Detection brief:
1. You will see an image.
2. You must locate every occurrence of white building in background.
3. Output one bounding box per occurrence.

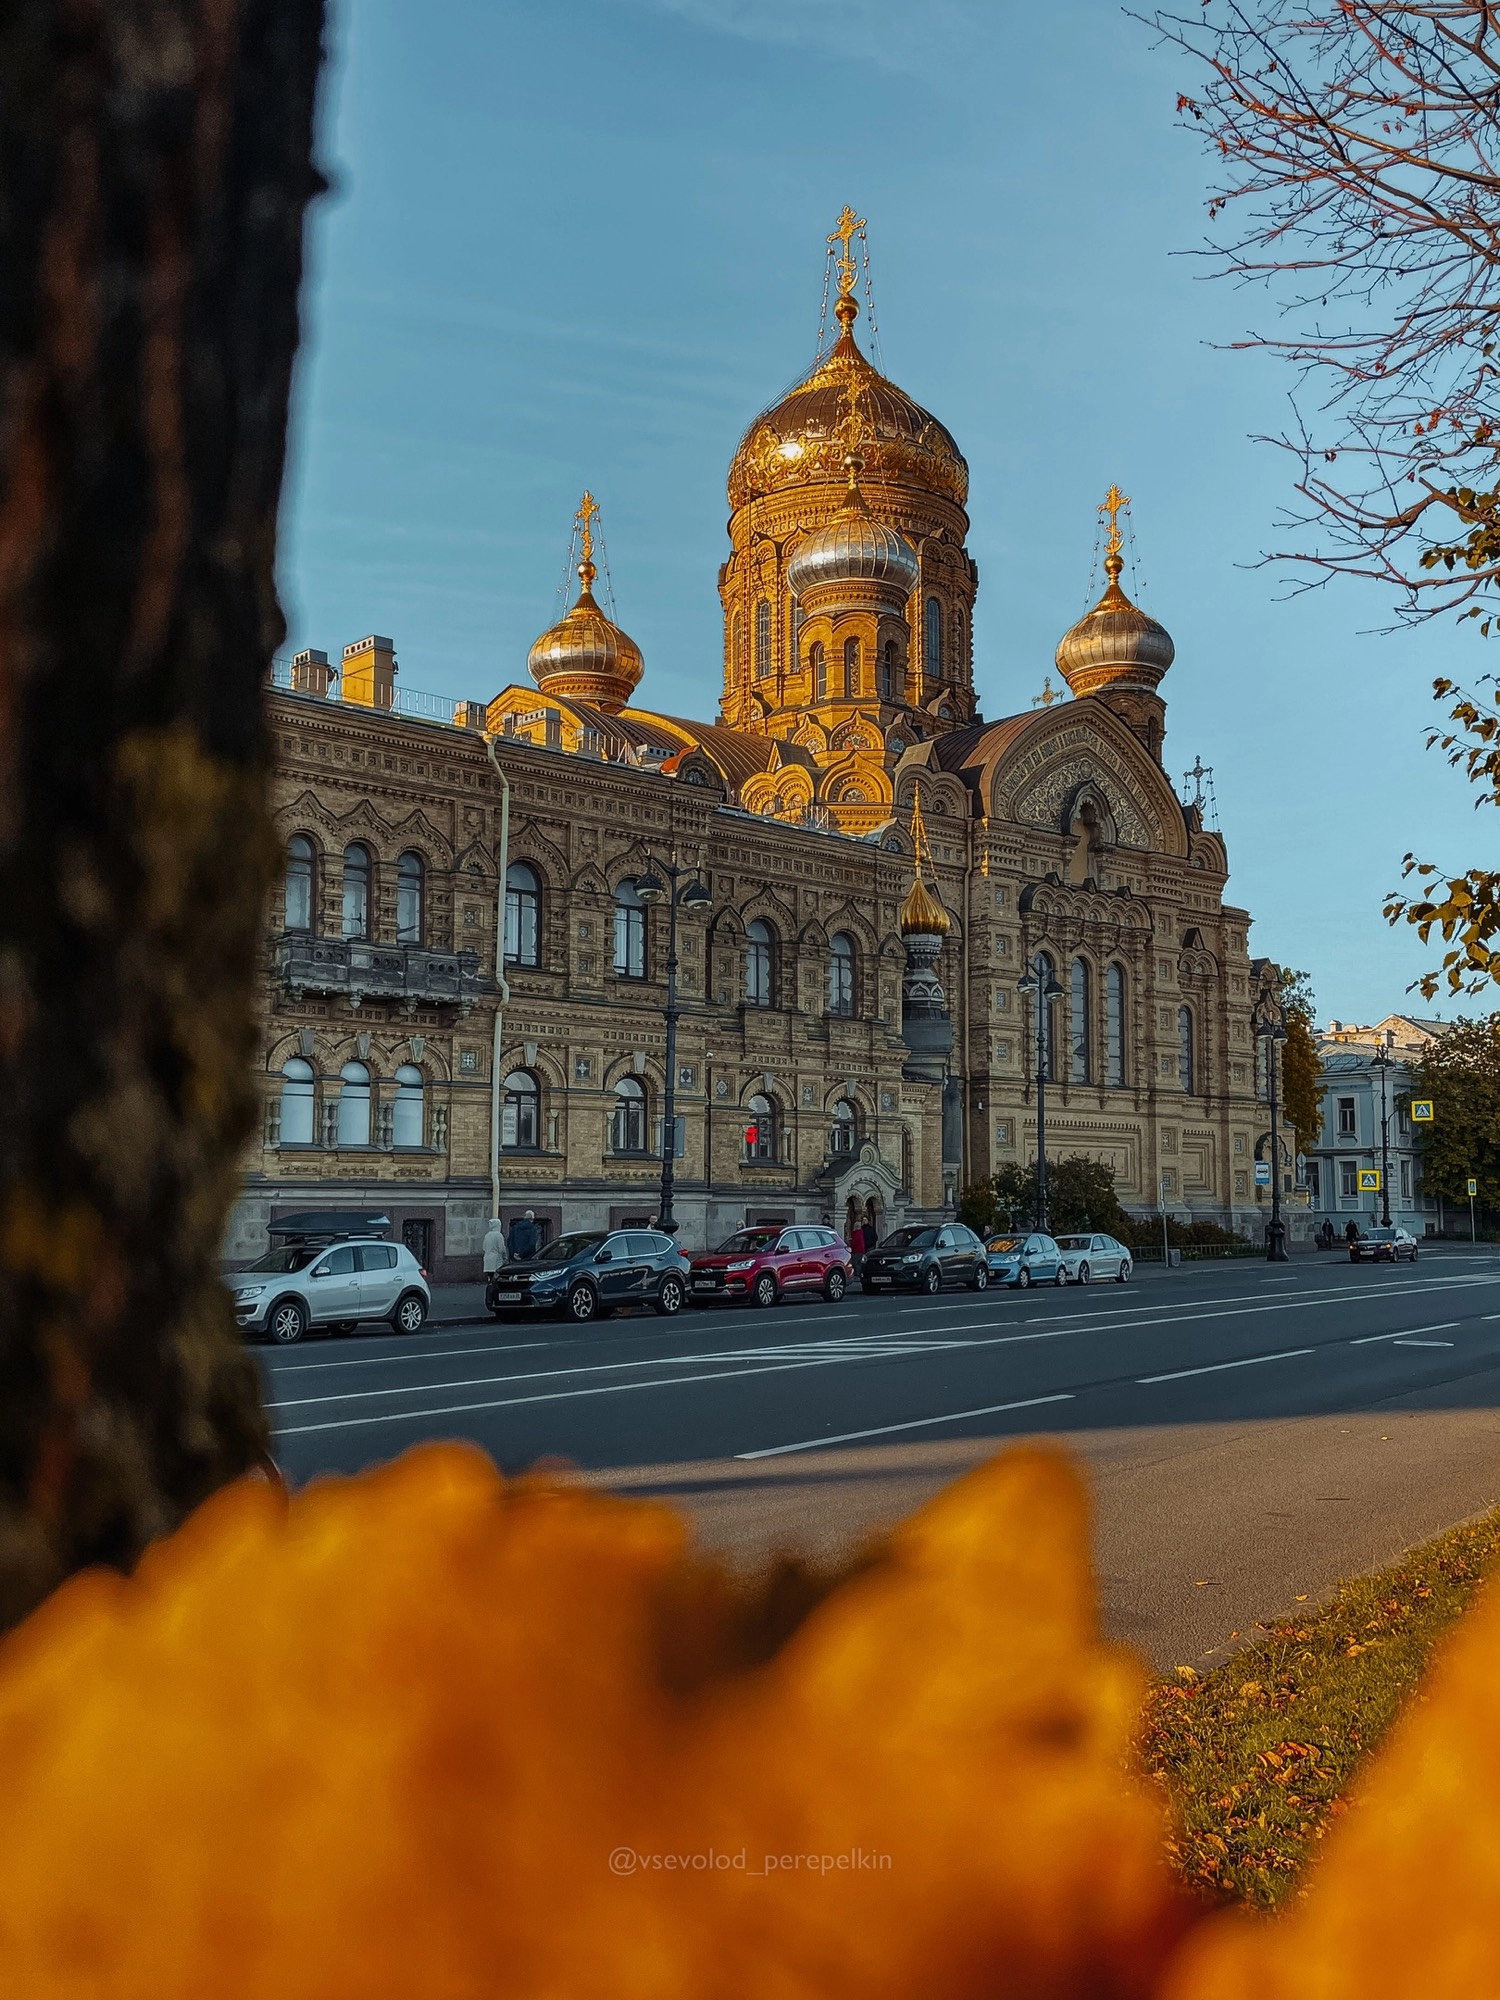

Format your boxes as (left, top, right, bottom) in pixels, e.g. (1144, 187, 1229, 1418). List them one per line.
(1304, 1016, 1453, 1236)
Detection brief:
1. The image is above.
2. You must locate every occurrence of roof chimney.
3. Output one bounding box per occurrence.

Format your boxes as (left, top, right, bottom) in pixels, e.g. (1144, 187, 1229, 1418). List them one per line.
(291, 647, 332, 697)
(341, 635, 396, 710)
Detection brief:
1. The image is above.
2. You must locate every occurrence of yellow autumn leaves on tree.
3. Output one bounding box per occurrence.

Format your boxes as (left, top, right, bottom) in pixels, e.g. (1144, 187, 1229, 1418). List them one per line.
(0, 1441, 1491, 1997)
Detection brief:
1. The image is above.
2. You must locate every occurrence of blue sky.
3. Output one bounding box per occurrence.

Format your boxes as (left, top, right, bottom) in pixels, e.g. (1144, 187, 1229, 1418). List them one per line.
(281, 0, 1485, 1025)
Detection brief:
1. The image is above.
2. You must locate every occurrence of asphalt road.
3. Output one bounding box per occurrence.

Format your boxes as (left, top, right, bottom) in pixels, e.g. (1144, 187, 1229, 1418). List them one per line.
(260, 1247, 1500, 1668)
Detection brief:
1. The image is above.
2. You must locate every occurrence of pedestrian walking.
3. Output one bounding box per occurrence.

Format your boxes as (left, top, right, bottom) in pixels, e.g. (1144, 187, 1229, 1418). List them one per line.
(507, 1208, 540, 1262)
(849, 1221, 866, 1277)
(482, 1216, 506, 1274)
(1344, 1218, 1360, 1245)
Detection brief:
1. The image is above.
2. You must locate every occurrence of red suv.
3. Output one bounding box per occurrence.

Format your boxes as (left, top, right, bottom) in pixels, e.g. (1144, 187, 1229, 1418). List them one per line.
(689, 1224, 853, 1308)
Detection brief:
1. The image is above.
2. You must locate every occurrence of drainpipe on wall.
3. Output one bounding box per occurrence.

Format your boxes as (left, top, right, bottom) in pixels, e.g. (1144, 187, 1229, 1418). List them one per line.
(484, 735, 512, 1221)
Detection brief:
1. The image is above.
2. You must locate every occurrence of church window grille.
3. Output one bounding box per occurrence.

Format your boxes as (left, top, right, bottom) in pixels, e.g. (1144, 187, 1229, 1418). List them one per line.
(284, 836, 315, 932)
(843, 637, 859, 696)
(341, 844, 371, 941)
(828, 933, 856, 1017)
(1106, 964, 1126, 1087)
(1070, 959, 1092, 1083)
(754, 599, 772, 678)
(810, 641, 826, 699)
(924, 597, 944, 678)
(1178, 1006, 1196, 1094)
(395, 851, 424, 944)
(613, 881, 647, 979)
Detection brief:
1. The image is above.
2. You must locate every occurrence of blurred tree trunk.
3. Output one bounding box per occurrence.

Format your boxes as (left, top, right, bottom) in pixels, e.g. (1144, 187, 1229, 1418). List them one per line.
(0, 0, 324, 1626)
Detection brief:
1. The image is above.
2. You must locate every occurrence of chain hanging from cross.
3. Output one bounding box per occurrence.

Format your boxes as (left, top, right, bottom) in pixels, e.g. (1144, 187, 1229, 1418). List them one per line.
(1183, 755, 1212, 811)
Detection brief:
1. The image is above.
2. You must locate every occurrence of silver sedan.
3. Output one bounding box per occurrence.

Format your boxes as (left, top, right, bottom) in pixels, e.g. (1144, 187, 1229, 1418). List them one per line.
(1053, 1233, 1132, 1285)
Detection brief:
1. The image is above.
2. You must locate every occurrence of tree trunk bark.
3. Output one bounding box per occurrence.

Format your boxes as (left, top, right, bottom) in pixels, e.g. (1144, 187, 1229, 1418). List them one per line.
(0, 0, 325, 1626)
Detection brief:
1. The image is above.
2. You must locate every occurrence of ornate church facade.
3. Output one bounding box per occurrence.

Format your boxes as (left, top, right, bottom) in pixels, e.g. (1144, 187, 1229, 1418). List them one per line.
(231, 214, 1268, 1276)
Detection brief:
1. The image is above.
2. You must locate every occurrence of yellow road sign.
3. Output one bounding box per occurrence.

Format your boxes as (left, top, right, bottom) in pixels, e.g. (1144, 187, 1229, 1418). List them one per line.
(1358, 1169, 1382, 1192)
(1469, 1178, 1479, 1198)
(1411, 1100, 1434, 1122)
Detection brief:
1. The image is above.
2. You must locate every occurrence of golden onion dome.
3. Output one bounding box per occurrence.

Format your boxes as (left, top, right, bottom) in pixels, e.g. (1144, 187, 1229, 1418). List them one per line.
(784, 457, 920, 599)
(528, 496, 644, 715)
(1055, 549, 1175, 700)
(728, 291, 967, 512)
(900, 871, 951, 938)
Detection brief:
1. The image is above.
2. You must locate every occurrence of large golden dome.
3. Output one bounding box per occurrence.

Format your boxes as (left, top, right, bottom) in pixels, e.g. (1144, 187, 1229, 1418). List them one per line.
(728, 292, 967, 512)
(1055, 552, 1174, 698)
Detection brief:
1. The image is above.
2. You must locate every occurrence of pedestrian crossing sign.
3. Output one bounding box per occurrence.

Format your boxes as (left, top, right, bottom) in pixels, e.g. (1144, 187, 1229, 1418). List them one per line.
(1411, 1100, 1434, 1122)
(1469, 1178, 1479, 1197)
(1358, 1169, 1382, 1192)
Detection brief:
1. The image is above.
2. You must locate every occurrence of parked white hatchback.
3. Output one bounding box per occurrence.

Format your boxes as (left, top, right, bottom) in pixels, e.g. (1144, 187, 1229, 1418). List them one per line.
(232, 1236, 430, 1344)
(1053, 1233, 1133, 1285)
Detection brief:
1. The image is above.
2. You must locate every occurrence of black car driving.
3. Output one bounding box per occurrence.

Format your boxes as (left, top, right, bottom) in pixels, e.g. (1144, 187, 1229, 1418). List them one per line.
(487, 1228, 690, 1324)
(860, 1222, 989, 1295)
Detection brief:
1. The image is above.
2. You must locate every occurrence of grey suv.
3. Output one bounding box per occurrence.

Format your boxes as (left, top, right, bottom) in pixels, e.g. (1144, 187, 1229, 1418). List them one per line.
(232, 1237, 430, 1344)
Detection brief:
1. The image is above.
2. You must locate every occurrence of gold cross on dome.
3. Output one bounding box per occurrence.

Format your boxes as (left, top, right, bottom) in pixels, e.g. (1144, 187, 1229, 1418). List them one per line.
(1100, 482, 1129, 560)
(576, 491, 599, 564)
(828, 205, 866, 296)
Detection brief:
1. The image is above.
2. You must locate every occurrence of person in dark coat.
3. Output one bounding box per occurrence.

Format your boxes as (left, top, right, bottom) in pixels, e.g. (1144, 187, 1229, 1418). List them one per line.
(1344, 1217, 1360, 1245)
(507, 1209, 540, 1262)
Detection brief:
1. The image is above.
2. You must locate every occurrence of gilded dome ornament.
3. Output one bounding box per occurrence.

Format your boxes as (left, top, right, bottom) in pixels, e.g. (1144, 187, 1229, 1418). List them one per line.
(528, 493, 644, 715)
(1055, 484, 1175, 699)
(899, 789, 952, 938)
(784, 445, 921, 600)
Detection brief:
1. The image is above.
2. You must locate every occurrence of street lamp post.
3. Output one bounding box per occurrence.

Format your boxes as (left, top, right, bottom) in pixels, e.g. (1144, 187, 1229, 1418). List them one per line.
(1254, 995, 1290, 1264)
(1371, 1046, 1393, 1228)
(1018, 952, 1065, 1232)
(634, 858, 712, 1237)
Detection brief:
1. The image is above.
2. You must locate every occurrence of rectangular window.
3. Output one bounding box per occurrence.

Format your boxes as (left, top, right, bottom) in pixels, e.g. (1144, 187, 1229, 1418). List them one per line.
(1339, 1159, 1358, 1199)
(1305, 1160, 1321, 1202)
(1337, 1097, 1357, 1136)
(1400, 1157, 1413, 1201)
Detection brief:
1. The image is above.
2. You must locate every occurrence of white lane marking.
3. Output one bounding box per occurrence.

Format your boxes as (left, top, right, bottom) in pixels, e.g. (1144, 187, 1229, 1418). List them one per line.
(735, 1394, 1075, 1461)
(266, 1339, 550, 1375)
(1351, 1322, 1459, 1346)
(274, 1354, 850, 1438)
(1392, 1340, 1454, 1348)
(1136, 1348, 1315, 1385)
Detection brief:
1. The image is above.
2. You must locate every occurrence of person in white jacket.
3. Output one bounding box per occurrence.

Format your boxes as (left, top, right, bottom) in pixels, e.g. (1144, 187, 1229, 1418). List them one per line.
(482, 1217, 506, 1274)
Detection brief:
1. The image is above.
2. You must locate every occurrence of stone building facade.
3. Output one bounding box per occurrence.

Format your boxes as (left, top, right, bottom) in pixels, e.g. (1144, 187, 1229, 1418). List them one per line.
(230, 218, 1270, 1276)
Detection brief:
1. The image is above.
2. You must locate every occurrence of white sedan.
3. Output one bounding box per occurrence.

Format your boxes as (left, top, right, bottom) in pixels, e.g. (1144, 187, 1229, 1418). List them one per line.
(1053, 1233, 1132, 1285)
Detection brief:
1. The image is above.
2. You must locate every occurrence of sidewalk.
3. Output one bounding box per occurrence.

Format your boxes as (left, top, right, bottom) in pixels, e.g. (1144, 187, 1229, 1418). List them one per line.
(429, 1281, 490, 1325)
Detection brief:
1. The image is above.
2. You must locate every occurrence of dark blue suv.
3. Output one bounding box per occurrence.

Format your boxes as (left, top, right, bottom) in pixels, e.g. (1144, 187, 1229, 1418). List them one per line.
(487, 1228, 690, 1325)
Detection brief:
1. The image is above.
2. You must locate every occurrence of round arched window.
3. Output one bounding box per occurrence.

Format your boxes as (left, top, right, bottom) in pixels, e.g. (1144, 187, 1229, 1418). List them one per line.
(392, 1063, 425, 1147)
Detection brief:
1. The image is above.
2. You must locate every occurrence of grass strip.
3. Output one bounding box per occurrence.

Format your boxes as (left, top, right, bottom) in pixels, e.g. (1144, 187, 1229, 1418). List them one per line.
(1138, 1505, 1500, 1909)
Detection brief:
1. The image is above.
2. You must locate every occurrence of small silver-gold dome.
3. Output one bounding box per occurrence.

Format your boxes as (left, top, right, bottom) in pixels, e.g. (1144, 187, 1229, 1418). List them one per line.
(785, 471, 920, 600)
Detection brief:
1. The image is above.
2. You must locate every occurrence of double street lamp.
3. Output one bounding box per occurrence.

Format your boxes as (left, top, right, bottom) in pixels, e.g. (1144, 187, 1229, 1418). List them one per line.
(1371, 1045, 1394, 1228)
(1253, 994, 1290, 1264)
(1018, 952, 1064, 1233)
(634, 858, 711, 1236)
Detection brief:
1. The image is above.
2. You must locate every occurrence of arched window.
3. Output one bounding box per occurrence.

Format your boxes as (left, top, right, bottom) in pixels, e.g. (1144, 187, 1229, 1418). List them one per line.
(284, 836, 315, 933)
(830, 1097, 861, 1156)
(611, 1075, 648, 1154)
(1178, 1006, 1196, 1094)
(843, 636, 859, 696)
(1070, 959, 1092, 1084)
(827, 932, 856, 1017)
(395, 851, 424, 944)
(744, 1092, 776, 1162)
(336, 1061, 370, 1147)
(392, 1063, 425, 1147)
(880, 640, 897, 702)
(810, 640, 826, 700)
(613, 880, 646, 979)
(505, 862, 541, 967)
(1106, 964, 1126, 1088)
(754, 598, 772, 678)
(731, 611, 746, 676)
(1032, 951, 1061, 1083)
(952, 606, 966, 675)
(341, 843, 371, 940)
(501, 1069, 540, 1149)
(924, 596, 943, 678)
(745, 919, 774, 1007)
(278, 1058, 314, 1145)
